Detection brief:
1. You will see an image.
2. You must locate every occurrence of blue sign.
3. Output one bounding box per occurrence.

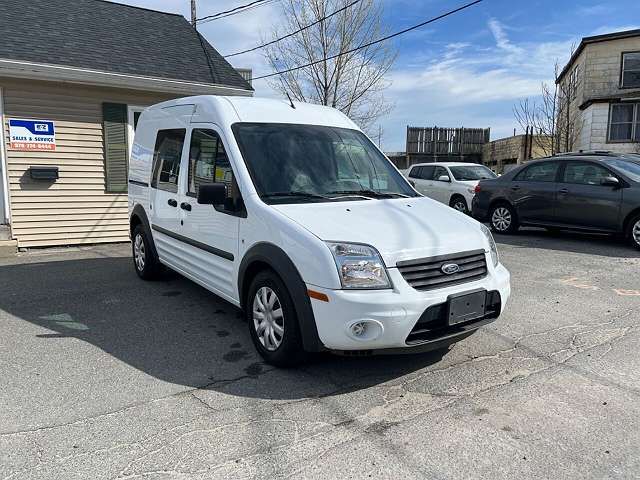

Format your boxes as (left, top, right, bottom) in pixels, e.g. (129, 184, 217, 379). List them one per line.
(9, 119, 56, 151)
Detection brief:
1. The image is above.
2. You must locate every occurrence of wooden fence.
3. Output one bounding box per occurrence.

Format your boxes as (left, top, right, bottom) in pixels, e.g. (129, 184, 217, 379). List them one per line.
(406, 126, 490, 160)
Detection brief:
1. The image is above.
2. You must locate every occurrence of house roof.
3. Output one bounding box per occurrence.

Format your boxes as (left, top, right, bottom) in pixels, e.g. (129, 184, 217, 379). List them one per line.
(557, 28, 640, 83)
(0, 0, 252, 91)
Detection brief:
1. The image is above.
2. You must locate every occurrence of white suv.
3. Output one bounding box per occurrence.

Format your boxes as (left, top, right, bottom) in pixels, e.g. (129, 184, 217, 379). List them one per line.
(128, 96, 510, 366)
(404, 162, 497, 214)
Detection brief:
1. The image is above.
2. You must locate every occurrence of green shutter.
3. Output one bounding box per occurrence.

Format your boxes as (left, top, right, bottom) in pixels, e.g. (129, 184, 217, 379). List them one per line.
(103, 103, 129, 193)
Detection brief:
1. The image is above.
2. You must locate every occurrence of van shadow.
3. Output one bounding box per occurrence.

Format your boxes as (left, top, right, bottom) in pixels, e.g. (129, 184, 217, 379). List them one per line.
(0, 256, 444, 401)
(494, 227, 640, 258)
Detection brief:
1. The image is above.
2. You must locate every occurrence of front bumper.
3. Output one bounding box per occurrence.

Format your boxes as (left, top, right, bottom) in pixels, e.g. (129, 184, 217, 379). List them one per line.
(307, 257, 511, 351)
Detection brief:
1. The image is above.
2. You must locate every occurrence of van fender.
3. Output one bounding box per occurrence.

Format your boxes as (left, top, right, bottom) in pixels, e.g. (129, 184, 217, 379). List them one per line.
(130, 205, 159, 262)
(238, 243, 324, 352)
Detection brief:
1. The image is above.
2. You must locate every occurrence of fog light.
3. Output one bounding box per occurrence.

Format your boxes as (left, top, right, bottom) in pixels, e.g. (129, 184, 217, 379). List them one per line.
(351, 322, 366, 337)
(346, 319, 383, 342)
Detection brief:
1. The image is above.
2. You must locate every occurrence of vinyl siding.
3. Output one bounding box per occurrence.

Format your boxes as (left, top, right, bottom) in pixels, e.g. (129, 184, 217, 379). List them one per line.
(1, 78, 175, 247)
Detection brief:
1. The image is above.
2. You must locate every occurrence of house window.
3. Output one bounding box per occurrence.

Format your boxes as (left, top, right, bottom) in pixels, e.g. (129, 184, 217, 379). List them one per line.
(608, 103, 640, 142)
(621, 52, 640, 88)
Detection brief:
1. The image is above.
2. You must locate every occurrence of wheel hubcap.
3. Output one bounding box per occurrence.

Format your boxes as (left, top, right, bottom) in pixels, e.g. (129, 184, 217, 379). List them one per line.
(134, 234, 146, 271)
(633, 220, 640, 246)
(492, 207, 512, 232)
(253, 287, 284, 351)
(453, 201, 466, 212)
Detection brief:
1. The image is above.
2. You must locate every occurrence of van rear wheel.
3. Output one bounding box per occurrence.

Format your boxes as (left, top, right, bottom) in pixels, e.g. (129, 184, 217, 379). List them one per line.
(246, 270, 306, 367)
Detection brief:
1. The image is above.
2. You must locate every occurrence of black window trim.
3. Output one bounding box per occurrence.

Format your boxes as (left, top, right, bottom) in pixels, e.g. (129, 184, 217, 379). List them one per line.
(620, 50, 640, 89)
(607, 102, 640, 143)
(185, 126, 247, 218)
(150, 128, 187, 194)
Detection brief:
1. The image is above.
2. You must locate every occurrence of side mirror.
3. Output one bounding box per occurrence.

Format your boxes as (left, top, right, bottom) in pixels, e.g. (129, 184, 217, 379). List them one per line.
(197, 183, 227, 205)
(601, 176, 620, 188)
(437, 175, 451, 182)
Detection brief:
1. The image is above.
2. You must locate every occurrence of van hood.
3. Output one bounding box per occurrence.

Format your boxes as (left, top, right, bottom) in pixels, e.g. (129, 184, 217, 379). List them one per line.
(272, 197, 489, 266)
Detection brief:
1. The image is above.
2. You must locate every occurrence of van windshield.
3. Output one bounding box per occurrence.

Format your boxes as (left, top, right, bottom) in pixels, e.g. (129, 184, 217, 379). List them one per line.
(232, 123, 417, 204)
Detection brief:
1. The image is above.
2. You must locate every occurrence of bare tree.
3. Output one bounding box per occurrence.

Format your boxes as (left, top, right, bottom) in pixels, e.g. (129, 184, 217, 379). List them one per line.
(262, 0, 397, 132)
(514, 48, 582, 156)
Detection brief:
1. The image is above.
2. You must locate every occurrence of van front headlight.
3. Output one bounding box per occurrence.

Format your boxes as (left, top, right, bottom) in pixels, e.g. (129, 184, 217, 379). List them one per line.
(481, 224, 499, 267)
(326, 242, 391, 289)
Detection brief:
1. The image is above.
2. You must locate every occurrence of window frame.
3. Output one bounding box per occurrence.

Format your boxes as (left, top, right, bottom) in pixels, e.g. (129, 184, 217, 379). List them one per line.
(126, 105, 145, 158)
(514, 161, 561, 183)
(186, 127, 245, 217)
(150, 128, 186, 194)
(607, 102, 640, 143)
(620, 51, 640, 89)
(560, 160, 618, 186)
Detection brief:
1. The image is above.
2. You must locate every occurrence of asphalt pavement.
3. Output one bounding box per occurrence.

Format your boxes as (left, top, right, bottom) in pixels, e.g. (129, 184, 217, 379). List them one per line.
(0, 229, 639, 479)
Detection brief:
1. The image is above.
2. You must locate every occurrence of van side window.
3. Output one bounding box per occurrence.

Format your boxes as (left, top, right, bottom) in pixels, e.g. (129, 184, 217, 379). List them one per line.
(409, 166, 422, 179)
(151, 129, 186, 193)
(188, 129, 242, 215)
(420, 165, 435, 180)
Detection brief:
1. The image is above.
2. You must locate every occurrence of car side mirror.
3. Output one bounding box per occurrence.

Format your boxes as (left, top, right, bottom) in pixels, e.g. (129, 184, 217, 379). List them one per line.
(601, 176, 620, 188)
(197, 183, 227, 205)
(437, 175, 451, 182)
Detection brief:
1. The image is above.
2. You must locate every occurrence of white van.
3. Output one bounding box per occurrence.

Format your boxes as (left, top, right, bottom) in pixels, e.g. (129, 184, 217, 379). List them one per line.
(128, 96, 511, 366)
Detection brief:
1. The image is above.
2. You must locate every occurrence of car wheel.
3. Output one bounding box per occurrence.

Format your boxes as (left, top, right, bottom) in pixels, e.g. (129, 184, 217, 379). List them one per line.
(489, 203, 519, 234)
(450, 196, 469, 214)
(246, 270, 306, 367)
(132, 225, 162, 280)
(628, 214, 640, 250)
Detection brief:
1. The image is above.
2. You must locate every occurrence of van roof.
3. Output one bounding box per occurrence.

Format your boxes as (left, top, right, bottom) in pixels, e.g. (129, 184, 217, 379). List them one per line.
(147, 96, 359, 130)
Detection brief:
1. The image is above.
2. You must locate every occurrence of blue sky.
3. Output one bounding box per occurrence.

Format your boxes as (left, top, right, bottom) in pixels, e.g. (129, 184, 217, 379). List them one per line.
(118, 0, 640, 150)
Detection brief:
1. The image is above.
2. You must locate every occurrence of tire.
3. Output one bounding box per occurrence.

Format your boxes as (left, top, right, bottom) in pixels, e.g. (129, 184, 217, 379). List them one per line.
(132, 225, 162, 280)
(627, 214, 640, 250)
(489, 203, 519, 234)
(449, 196, 469, 214)
(246, 270, 306, 367)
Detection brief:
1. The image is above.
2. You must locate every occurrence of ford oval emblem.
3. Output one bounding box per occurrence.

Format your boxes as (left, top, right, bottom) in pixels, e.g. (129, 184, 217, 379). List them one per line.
(441, 263, 460, 275)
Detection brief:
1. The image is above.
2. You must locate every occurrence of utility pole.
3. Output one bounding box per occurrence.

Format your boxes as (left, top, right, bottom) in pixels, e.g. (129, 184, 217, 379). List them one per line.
(191, 0, 197, 28)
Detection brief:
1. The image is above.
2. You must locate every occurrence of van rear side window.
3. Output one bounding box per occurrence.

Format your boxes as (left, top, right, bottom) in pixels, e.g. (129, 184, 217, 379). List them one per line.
(151, 129, 186, 193)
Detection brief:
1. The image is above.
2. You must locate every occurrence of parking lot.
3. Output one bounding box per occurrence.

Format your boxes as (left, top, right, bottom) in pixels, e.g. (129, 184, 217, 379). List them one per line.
(1, 230, 639, 480)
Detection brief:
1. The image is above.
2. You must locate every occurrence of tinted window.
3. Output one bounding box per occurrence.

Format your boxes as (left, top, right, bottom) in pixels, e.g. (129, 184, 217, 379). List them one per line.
(449, 165, 497, 181)
(604, 159, 640, 182)
(151, 129, 185, 193)
(563, 162, 613, 185)
(188, 129, 241, 214)
(434, 166, 448, 181)
(622, 52, 640, 88)
(515, 162, 559, 182)
(420, 166, 435, 180)
(408, 166, 422, 179)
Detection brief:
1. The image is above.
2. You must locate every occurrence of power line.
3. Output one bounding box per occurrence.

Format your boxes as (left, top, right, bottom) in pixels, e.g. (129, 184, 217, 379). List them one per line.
(252, 0, 483, 81)
(224, 0, 362, 58)
(196, 0, 275, 23)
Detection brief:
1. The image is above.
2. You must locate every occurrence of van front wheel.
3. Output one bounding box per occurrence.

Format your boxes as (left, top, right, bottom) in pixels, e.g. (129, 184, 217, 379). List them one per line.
(132, 225, 162, 280)
(246, 270, 305, 367)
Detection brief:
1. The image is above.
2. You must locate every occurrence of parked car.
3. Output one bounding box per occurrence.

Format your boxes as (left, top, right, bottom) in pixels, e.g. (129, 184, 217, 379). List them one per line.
(403, 162, 497, 214)
(128, 96, 511, 366)
(472, 152, 640, 249)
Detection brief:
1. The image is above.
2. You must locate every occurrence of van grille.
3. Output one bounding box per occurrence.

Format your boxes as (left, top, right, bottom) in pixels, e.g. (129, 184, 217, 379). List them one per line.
(397, 249, 487, 291)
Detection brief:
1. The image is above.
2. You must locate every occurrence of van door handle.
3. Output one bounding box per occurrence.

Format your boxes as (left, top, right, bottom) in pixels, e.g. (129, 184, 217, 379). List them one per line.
(180, 202, 192, 212)
(511, 185, 520, 191)
(167, 199, 178, 207)
(558, 188, 569, 195)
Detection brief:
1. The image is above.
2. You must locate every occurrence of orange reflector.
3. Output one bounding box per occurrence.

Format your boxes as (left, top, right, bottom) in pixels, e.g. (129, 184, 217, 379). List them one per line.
(307, 289, 329, 302)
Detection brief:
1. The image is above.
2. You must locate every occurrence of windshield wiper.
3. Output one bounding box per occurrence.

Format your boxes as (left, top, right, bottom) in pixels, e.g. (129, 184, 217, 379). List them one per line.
(327, 189, 409, 199)
(262, 191, 331, 201)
